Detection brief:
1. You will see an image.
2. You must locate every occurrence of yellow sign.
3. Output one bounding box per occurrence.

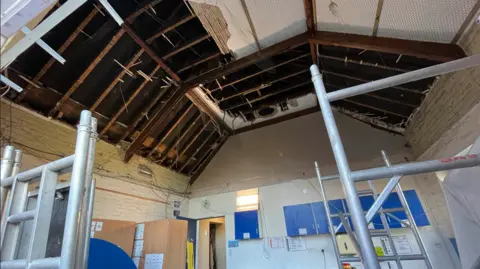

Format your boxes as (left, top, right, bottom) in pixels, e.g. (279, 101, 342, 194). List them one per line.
(375, 246, 385, 257)
(187, 241, 194, 269)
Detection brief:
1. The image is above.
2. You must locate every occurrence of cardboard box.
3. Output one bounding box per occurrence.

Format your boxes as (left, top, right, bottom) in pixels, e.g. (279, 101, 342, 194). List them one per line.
(91, 218, 136, 256)
(137, 219, 188, 269)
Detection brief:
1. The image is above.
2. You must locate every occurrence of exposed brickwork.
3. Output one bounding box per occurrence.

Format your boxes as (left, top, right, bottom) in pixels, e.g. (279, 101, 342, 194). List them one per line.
(405, 22, 480, 157)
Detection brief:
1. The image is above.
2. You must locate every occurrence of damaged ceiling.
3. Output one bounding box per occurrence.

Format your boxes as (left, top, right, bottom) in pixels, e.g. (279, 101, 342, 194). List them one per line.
(0, 0, 475, 183)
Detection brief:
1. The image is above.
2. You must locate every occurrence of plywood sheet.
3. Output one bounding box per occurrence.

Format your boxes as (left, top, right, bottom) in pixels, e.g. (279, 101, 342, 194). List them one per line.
(92, 218, 136, 256)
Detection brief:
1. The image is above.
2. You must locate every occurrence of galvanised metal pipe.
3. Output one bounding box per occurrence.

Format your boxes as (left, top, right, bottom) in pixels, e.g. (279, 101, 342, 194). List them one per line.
(1, 155, 75, 187)
(314, 162, 343, 269)
(60, 110, 92, 269)
(334, 175, 403, 234)
(311, 65, 380, 269)
(321, 153, 480, 182)
(382, 151, 433, 269)
(11, 150, 22, 176)
(76, 118, 97, 269)
(82, 179, 96, 268)
(327, 54, 480, 102)
(1, 146, 15, 216)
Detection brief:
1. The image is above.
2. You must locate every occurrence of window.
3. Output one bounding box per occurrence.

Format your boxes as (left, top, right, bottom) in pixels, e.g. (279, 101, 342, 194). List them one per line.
(236, 188, 259, 212)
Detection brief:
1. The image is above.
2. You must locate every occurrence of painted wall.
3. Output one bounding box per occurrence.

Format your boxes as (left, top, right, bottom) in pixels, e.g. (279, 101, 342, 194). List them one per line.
(192, 110, 412, 197)
(188, 178, 459, 269)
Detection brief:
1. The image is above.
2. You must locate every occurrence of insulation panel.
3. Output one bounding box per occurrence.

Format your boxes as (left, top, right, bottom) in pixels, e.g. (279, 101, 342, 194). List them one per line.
(315, 0, 378, 36)
(377, 0, 477, 43)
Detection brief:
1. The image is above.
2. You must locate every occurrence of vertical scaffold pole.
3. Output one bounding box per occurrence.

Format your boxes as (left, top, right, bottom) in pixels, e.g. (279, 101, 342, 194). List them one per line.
(310, 65, 380, 269)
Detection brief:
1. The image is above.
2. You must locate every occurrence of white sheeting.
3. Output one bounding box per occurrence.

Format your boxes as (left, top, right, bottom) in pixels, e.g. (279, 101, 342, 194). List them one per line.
(442, 136, 480, 269)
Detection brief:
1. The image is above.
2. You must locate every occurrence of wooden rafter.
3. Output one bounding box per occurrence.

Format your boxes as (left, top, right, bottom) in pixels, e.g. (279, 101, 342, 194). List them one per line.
(162, 34, 210, 60)
(147, 103, 195, 158)
(179, 129, 216, 173)
(185, 90, 232, 133)
(123, 33, 309, 162)
(178, 52, 221, 73)
(99, 65, 161, 136)
(341, 99, 409, 119)
(169, 120, 211, 169)
(158, 113, 203, 163)
(303, 0, 317, 64)
(122, 24, 181, 82)
(146, 14, 197, 44)
(125, 0, 163, 23)
(48, 29, 126, 117)
(189, 135, 227, 184)
(210, 53, 310, 93)
(240, 0, 261, 50)
(90, 49, 145, 112)
(218, 69, 309, 102)
(15, 8, 99, 103)
(310, 31, 465, 62)
(372, 0, 384, 36)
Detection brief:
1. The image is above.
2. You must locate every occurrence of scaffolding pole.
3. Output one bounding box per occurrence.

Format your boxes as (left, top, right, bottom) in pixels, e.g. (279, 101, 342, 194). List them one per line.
(311, 65, 381, 269)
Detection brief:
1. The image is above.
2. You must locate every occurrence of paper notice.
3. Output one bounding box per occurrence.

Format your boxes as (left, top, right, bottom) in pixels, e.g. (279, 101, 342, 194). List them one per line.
(243, 232, 250, 239)
(95, 221, 103, 232)
(393, 235, 413, 255)
(132, 240, 144, 257)
(135, 223, 145, 240)
(268, 237, 285, 249)
(90, 231, 95, 238)
(145, 253, 164, 269)
(298, 228, 307, 235)
(286, 237, 307, 251)
(91, 221, 96, 231)
(132, 257, 140, 268)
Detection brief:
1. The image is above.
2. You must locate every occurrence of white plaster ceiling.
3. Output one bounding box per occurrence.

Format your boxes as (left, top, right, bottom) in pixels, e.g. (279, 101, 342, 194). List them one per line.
(191, 0, 476, 59)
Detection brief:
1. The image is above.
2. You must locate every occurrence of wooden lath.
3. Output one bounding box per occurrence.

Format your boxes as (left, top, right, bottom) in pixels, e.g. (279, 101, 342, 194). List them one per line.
(122, 24, 181, 82)
(125, 0, 163, 23)
(90, 49, 145, 112)
(99, 65, 161, 136)
(146, 14, 197, 44)
(169, 120, 211, 169)
(158, 112, 203, 163)
(15, 8, 99, 103)
(147, 102, 195, 158)
(179, 129, 216, 173)
(48, 29, 126, 117)
(177, 52, 221, 73)
(162, 34, 211, 60)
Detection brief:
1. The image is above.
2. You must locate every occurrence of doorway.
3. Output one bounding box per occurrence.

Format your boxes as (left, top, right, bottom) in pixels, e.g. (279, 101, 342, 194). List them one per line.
(196, 217, 226, 269)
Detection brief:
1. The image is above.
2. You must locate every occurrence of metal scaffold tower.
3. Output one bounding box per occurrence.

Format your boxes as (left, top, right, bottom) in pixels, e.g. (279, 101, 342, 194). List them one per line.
(309, 53, 480, 269)
(0, 110, 98, 269)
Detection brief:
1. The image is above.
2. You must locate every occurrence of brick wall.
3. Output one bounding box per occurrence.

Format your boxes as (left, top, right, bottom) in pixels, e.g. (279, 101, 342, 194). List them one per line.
(405, 18, 480, 157)
(1, 101, 190, 223)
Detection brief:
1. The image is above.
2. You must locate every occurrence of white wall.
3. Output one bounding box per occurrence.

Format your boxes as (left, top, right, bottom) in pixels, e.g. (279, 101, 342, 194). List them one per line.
(188, 178, 458, 269)
(191, 111, 412, 197)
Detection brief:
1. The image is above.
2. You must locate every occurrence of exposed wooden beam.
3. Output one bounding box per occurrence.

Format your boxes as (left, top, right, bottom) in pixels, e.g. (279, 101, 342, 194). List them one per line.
(225, 81, 311, 111)
(15, 8, 99, 103)
(121, 24, 181, 82)
(310, 31, 465, 62)
(186, 89, 232, 133)
(177, 52, 221, 73)
(304, 0, 317, 64)
(372, 0, 384, 36)
(147, 103, 195, 158)
(123, 33, 309, 162)
(125, 0, 163, 23)
(318, 53, 410, 73)
(99, 65, 161, 136)
(169, 120, 211, 169)
(210, 53, 309, 93)
(183, 32, 309, 89)
(321, 69, 423, 94)
(162, 34, 210, 60)
(117, 85, 168, 143)
(48, 29, 126, 117)
(218, 69, 309, 102)
(179, 129, 216, 173)
(452, 1, 480, 43)
(188, 135, 228, 184)
(309, 41, 317, 65)
(240, 0, 261, 50)
(90, 49, 145, 111)
(342, 99, 409, 119)
(158, 113, 203, 163)
(146, 14, 197, 44)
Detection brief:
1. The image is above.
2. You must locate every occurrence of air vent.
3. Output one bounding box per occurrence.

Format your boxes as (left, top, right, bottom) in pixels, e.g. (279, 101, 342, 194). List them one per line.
(255, 106, 277, 118)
